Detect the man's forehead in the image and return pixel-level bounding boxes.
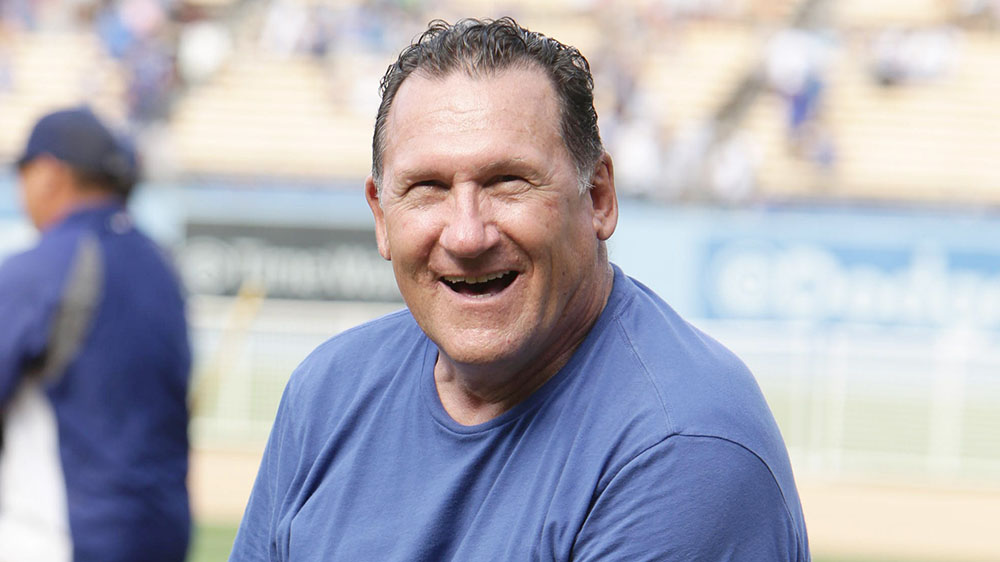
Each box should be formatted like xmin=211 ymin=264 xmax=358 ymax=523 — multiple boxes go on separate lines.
xmin=379 ymin=68 xmax=565 ymax=181
xmin=385 ymin=67 xmax=561 ymax=152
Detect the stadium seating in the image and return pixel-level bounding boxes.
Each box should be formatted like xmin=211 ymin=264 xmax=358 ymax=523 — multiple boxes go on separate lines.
xmin=0 ymin=30 xmax=124 ymax=162
xmin=748 ymin=30 xmax=1000 ymax=205
xmin=1 ymin=1 xmax=998 ymax=206
xmin=169 ymin=53 xmax=372 ymax=179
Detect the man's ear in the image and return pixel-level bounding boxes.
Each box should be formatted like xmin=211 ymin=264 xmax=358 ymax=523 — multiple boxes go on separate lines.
xmin=588 ymin=153 xmax=618 ymax=241
xmin=365 ymin=176 xmax=391 ymax=260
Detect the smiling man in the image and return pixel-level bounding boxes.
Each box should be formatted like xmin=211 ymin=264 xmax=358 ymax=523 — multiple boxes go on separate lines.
xmin=231 ymin=18 xmax=809 ymax=561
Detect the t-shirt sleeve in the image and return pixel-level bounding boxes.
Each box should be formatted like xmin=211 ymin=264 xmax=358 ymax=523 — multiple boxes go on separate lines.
xmin=0 ymin=257 xmax=53 ymax=404
xmin=572 ymin=434 xmax=807 ymax=562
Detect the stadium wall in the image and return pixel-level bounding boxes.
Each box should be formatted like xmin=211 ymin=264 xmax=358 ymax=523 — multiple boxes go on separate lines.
xmin=4 ymin=176 xmax=1000 ymax=558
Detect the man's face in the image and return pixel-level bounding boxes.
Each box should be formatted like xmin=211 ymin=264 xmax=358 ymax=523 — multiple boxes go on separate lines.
xmin=367 ymin=66 xmax=617 ymax=374
xmin=18 ymin=158 xmax=57 ymax=230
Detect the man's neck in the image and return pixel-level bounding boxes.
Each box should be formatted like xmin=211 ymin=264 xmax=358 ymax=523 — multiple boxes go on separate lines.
xmin=433 ymin=352 xmax=569 ymax=426
xmin=40 ymin=192 xmax=120 ymax=231
xmin=433 ymin=264 xmax=615 ymax=426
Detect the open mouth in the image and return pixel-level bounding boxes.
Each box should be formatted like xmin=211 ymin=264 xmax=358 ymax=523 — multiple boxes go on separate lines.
xmin=441 ymin=271 xmax=518 ymax=298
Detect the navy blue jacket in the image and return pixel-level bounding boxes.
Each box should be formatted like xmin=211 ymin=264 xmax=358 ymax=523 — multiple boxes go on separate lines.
xmin=0 ymin=202 xmax=191 ymax=561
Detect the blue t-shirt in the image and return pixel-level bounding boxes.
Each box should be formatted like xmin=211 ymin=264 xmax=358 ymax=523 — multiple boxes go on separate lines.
xmin=0 ymin=203 xmax=191 ymax=562
xmin=232 ymin=266 xmax=809 ymax=561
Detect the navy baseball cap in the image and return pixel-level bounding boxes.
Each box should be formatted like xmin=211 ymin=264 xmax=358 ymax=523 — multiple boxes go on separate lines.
xmin=17 ymin=106 xmax=139 ymax=195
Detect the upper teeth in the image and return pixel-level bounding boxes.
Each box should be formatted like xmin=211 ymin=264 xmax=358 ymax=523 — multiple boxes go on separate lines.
xmin=443 ymin=271 xmax=510 ymax=284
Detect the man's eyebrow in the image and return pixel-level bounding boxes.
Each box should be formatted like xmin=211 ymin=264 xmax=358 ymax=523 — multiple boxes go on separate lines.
xmin=478 ymin=158 xmax=535 ymax=177
xmin=392 ymin=167 xmax=442 ymax=185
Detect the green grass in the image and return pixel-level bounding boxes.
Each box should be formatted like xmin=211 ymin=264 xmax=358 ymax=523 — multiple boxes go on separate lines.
xmin=190 ymin=523 xmax=238 ymax=562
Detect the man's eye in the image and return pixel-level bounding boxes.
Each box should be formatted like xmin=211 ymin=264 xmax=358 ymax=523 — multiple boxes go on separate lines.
xmin=412 ymin=180 xmax=446 ymax=189
xmin=493 ymin=175 xmax=524 ymax=185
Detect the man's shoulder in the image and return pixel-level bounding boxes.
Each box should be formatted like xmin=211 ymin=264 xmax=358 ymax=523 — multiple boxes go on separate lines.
xmin=0 ymin=233 xmax=79 ymax=300
xmin=603 ymin=270 xmax=779 ymax=449
xmin=307 ymin=308 xmax=421 ymax=359
xmin=609 ymin=271 xmax=753 ymax=394
xmin=284 ymin=308 xmax=425 ymax=398
xmin=590 ymin=270 xmax=804 ymax=533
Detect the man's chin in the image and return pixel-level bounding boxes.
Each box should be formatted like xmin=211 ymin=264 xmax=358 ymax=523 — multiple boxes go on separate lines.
xmin=434 ymin=334 xmax=529 ymax=374
xmin=438 ymin=345 xmax=516 ymax=370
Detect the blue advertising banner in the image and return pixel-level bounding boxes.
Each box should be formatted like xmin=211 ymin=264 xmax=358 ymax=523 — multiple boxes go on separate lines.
xmin=610 ymin=202 xmax=1000 ymax=331
xmin=3 ymin=172 xmax=999 ymax=330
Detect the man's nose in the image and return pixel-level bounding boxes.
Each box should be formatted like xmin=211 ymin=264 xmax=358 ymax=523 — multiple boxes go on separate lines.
xmin=439 ymin=187 xmax=500 ymax=258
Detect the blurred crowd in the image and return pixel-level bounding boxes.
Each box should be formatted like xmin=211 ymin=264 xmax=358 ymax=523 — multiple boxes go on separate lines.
xmin=1 ymin=0 xmax=207 ymax=125
xmin=0 ymin=0 xmax=996 ymax=202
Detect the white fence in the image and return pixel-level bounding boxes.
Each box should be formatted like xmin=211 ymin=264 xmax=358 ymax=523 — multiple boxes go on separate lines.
xmin=707 ymin=320 xmax=1000 ymax=486
xmin=190 ymin=297 xmax=1000 ymax=487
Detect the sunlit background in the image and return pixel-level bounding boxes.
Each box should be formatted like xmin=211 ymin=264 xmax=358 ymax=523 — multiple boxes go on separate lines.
xmin=1 ymin=0 xmax=999 ymax=560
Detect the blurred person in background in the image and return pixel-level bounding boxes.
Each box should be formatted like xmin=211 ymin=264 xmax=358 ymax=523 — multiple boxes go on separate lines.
xmin=231 ymin=18 xmax=808 ymax=561
xmin=0 ymin=107 xmax=191 ymax=562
